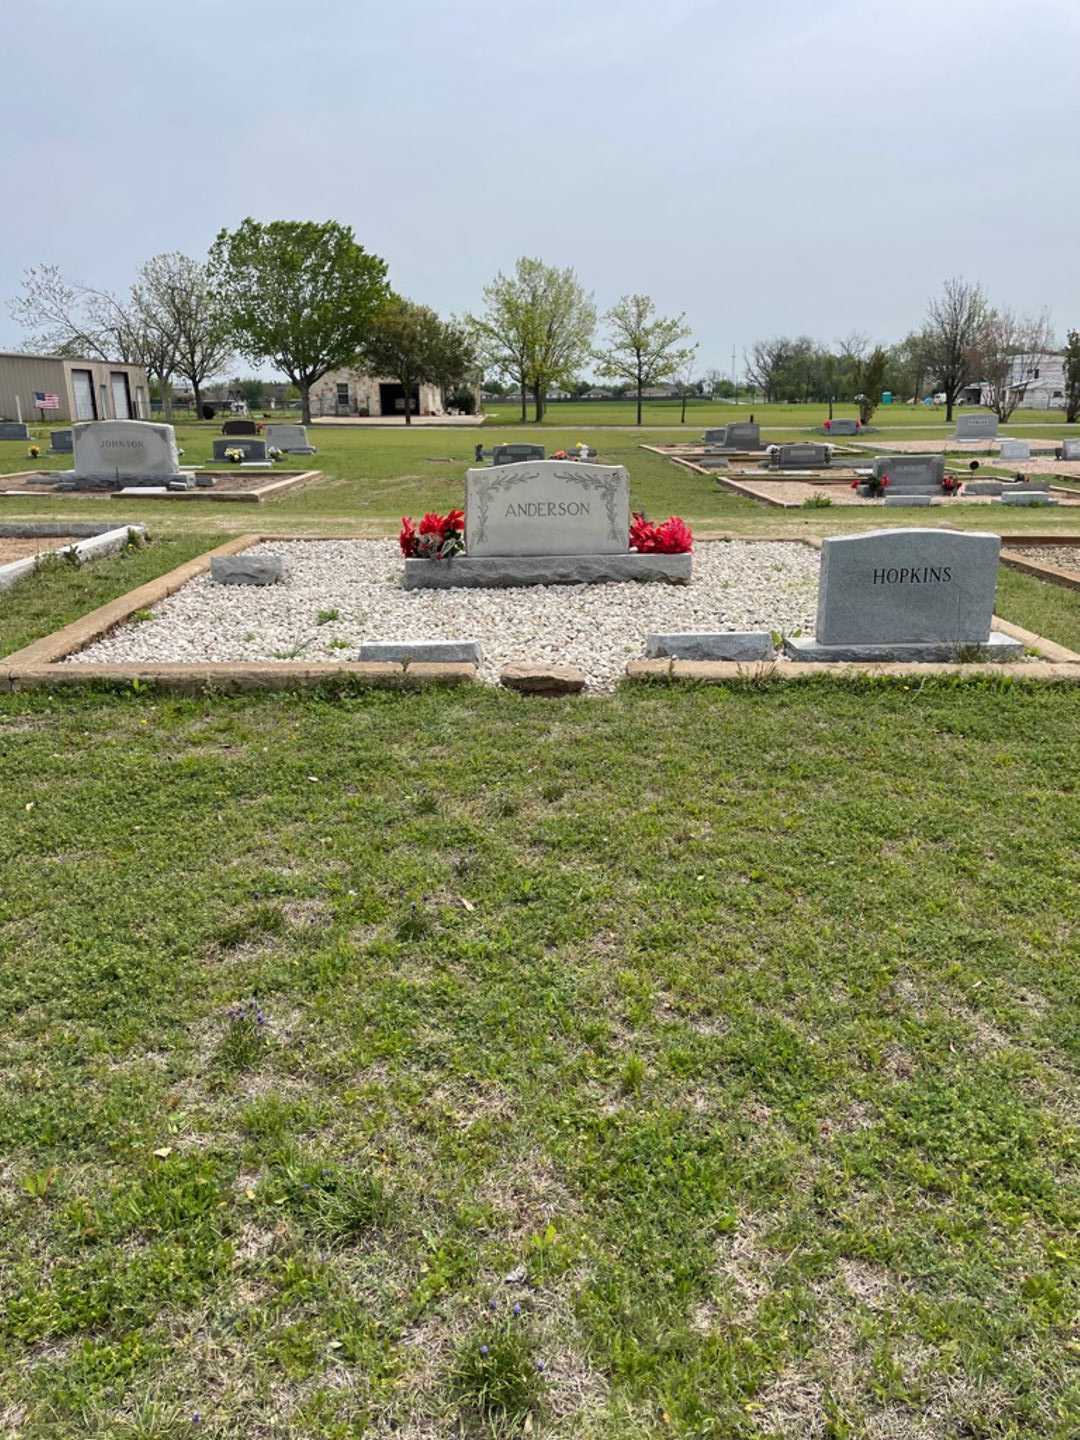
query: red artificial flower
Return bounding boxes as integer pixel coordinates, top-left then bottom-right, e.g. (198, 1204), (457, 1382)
(881, 475), (890, 487)
(823, 419), (831, 431)
(850, 478), (859, 489)
(399, 515), (417, 557)
(653, 516), (693, 553)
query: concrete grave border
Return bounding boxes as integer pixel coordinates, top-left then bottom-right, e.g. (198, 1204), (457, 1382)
(0, 523), (146, 592)
(998, 536), (1080, 592)
(2, 532), (1079, 695)
(0, 468), (322, 504)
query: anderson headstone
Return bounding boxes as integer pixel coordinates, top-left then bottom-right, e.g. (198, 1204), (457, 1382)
(465, 459), (629, 557)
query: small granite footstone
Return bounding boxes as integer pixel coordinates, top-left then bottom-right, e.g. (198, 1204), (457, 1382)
(167, 478), (194, 491)
(210, 554), (285, 585)
(645, 630), (772, 660)
(884, 494), (933, 507)
(784, 632), (1023, 662)
(194, 474), (216, 487)
(963, 480), (1006, 495)
(358, 640), (482, 664)
(500, 664), (587, 694)
(998, 492), (1057, 506)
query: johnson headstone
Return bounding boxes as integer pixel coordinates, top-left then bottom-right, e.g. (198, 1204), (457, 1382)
(71, 420), (187, 487)
(465, 459), (629, 557)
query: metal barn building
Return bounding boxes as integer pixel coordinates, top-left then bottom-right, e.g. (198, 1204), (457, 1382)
(0, 352), (150, 424)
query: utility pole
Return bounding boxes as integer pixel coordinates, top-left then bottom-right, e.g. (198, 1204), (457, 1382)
(731, 346), (737, 404)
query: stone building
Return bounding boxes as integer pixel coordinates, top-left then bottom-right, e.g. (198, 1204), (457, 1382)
(310, 369), (444, 419)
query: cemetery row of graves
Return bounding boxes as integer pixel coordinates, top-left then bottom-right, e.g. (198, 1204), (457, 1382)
(0, 414), (1079, 1437)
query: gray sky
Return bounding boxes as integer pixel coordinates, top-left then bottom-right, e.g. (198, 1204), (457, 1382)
(2, 0), (1077, 379)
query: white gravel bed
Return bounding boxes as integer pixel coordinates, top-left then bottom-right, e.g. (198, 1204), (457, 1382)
(67, 539), (821, 691)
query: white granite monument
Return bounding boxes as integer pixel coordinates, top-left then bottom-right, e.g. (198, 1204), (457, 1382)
(67, 420), (188, 489)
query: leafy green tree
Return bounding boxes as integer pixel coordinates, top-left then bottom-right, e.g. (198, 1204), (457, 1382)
(363, 298), (475, 426)
(1065, 330), (1080, 423)
(854, 346), (889, 424)
(470, 258), (595, 422)
(208, 219), (389, 423)
(595, 294), (694, 425)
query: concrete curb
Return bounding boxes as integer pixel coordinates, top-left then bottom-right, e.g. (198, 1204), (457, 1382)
(0, 524), (146, 593)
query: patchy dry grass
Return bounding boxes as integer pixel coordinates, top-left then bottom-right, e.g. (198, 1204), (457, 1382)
(0, 679), (1078, 1437)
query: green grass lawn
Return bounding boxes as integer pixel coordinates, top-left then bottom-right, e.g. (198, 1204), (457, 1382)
(0, 678), (1077, 1438)
(4, 423), (1080, 542)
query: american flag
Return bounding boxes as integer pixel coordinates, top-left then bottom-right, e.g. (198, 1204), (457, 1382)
(34, 391), (60, 409)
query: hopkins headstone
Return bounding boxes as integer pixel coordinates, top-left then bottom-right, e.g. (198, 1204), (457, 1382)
(465, 459), (629, 557)
(784, 527), (1020, 661)
(265, 423), (316, 454)
(212, 437), (270, 462)
(954, 413), (998, 441)
(71, 420), (187, 488)
(999, 439), (1030, 460)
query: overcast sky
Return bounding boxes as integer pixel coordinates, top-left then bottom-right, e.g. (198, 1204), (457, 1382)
(2, 0), (1077, 379)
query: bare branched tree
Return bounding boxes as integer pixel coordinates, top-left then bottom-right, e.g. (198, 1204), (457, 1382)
(920, 278), (990, 421)
(980, 308), (1054, 422)
(140, 253), (230, 417)
(10, 264), (138, 361)
(744, 338), (793, 402)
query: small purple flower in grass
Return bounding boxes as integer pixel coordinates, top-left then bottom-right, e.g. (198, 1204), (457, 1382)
(192, 1415), (202, 1427)
(535, 1360), (546, 1372)
(479, 1344), (489, 1355)
(513, 1302), (522, 1316)
(488, 1298), (497, 1311)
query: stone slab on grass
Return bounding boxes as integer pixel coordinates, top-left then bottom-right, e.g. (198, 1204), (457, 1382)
(210, 554), (286, 586)
(997, 492), (1057, 506)
(645, 630), (772, 660)
(784, 632), (1024, 663)
(358, 640), (482, 664)
(404, 552), (691, 589)
(884, 495), (933, 507)
(500, 664), (587, 695)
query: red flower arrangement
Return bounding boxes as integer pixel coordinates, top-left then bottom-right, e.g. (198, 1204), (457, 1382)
(856, 473), (890, 497)
(399, 509), (465, 560)
(630, 512), (693, 554)
(941, 475), (961, 494)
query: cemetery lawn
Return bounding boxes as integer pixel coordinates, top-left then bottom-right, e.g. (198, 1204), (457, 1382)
(1, 679), (1078, 1438)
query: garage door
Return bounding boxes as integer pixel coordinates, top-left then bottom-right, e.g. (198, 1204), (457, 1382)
(110, 372), (131, 419)
(72, 369), (95, 420)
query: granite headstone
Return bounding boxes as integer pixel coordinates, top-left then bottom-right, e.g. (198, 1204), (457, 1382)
(775, 442), (831, 468)
(0, 422), (31, 441)
(954, 414), (998, 441)
(465, 459), (629, 557)
(222, 418), (258, 436)
(212, 437), (270, 462)
(71, 420), (187, 487)
(265, 423), (316, 454)
(999, 439), (1030, 460)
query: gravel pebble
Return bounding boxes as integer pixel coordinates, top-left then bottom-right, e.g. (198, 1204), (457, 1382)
(69, 539), (821, 691)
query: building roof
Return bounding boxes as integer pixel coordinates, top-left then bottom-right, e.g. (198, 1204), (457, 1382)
(0, 349), (145, 367)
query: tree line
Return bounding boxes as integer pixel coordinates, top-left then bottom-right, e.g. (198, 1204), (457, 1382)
(11, 239), (1080, 427)
(746, 279), (1080, 424)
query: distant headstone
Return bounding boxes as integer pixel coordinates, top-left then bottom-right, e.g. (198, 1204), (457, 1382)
(71, 420), (187, 488)
(954, 413), (998, 441)
(49, 429), (73, 453)
(998, 491), (1057, 507)
(999, 439), (1030, 460)
(704, 422), (760, 449)
(212, 437), (270, 462)
(870, 455), (945, 493)
(825, 418), (858, 435)
(465, 459), (629, 557)
(775, 443), (831, 468)
(884, 494), (933, 507)
(1061, 438), (1080, 461)
(265, 423), (316, 454)
(492, 443), (545, 466)
(0, 422), (31, 441)
(222, 418), (258, 436)
(784, 528), (1021, 661)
